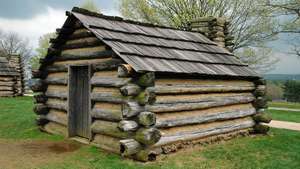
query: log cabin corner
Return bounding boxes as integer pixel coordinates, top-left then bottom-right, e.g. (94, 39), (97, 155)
(31, 7), (271, 161)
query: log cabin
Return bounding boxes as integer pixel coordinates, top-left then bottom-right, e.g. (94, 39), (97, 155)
(31, 7), (271, 161)
(0, 57), (19, 96)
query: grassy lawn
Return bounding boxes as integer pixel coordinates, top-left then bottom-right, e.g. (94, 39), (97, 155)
(269, 101), (300, 109)
(0, 97), (300, 169)
(267, 109), (300, 123)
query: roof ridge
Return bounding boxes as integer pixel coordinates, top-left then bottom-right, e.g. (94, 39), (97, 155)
(71, 7), (203, 34)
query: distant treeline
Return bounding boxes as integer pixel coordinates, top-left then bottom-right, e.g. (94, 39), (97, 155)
(264, 74), (300, 81)
(266, 80), (300, 102)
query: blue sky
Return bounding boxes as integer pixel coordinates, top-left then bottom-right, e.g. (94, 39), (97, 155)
(0, 0), (299, 74)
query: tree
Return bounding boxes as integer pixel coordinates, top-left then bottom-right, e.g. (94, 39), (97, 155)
(120, 0), (279, 72)
(266, 0), (300, 56)
(80, 0), (100, 13)
(283, 80), (300, 102)
(266, 81), (283, 101)
(0, 29), (32, 60)
(30, 32), (56, 70)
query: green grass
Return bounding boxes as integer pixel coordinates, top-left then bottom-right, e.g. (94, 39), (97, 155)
(0, 97), (300, 169)
(267, 109), (300, 123)
(269, 101), (300, 109)
(0, 97), (62, 140)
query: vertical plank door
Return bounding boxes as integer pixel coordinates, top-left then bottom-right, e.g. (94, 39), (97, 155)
(68, 65), (91, 139)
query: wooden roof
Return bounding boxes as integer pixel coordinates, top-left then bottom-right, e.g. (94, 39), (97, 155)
(0, 57), (18, 76)
(62, 7), (260, 78)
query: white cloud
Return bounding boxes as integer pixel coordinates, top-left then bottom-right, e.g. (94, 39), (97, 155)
(0, 7), (66, 48)
(269, 52), (300, 74)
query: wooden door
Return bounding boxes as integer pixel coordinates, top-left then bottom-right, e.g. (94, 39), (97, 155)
(68, 65), (91, 139)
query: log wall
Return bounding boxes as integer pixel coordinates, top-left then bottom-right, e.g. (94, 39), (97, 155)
(0, 75), (18, 97)
(31, 20), (269, 161)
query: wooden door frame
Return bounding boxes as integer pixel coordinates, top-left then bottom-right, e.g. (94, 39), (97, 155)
(67, 64), (92, 140)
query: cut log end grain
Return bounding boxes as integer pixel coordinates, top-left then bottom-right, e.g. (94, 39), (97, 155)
(122, 102), (144, 118)
(120, 84), (141, 96)
(136, 90), (156, 105)
(253, 113), (272, 123)
(118, 120), (139, 132)
(135, 128), (161, 145)
(34, 94), (48, 103)
(137, 72), (155, 87)
(33, 104), (49, 115)
(138, 112), (156, 127)
(118, 64), (134, 77)
(133, 149), (157, 162)
(120, 139), (142, 156)
(253, 97), (268, 109)
(254, 124), (270, 134)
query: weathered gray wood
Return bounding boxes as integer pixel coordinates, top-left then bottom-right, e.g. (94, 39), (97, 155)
(58, 50), (112, 61)
(91, 120), (132, 139)
(133, 149), (157, 162)
(68, 65), (91, 139)
(92, 134), (121, 154)
(253, 113), (272, 123)
(47, 101), (68, 111)
(91, 107), (122, 121)
(151, 84), (255, 94)
(34, 94), (48, 103)
(254, 123), (270, 134)
(118, 64), (134, 77)
(46, 65), (68, 73)
(33, 104), (49, 115)
(46, 110), (68, 126)
(137, 72), (155, 87)
(138, 112), (156, 127)
(91, 77), (132, 87)
(118, 120), (139, 132)
(36, 115), (49, 126)
(61, 39), (103, 49)
(91, 92), (126, 103)
(122, 102), (144, 118)
(135, 89), (156, 105)
(42, 122), (67, 137)
(120, 84), (141, 96)
(156, 107), (256, 128)
(155, 118), (255, 147)
(46, 90), (68, 100)
(135, 128), (161, 145)
(92, 58), (124, 71)
(32, 69), (48, 79)
(254, 85), (266, 97)
(147, 95), (255, 113)
(120, 139), (142, 156)
(45, 77), (68, 85)
(31, 79), (47, 92)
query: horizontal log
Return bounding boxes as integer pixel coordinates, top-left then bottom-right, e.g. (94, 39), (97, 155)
(46, 90), (68, 100)
(46, 99), (68, 111)
(58, 49), (112, 61)
(42, 122), (67, 137)
(137, 72), (155, 87)
(30, 79), (47, 92)
(118, 64), (134, 77)
(60, 46), (106, 56)
(91, 107), (123, 122)
(33, 104), (49, 115)
(155, 93), (254, 104)
(91, 77), (131, 87)
(61, 38), (104, 50)
(135, 127), (161, 145)
(0, 86), (14, 91)
(45, 109), (67, 126)
(120, 84), (141, 96)
(45, 77), (68, 85)
(156, 104), (256, 128)
(151, 84), (255, 94)
(0, 81), (15, 86)
(253, 113), (272, 123)
(138, 112), (156, 127)
(0, 77), (14, 81)
(118, 120), (139, 132)
(92, 134), (121, 154)
(147, 94), (255, 113)
(155, 117), (255, 147)
(68, 29), (94, 40)
(120, 139), (142, 156)
(122, 101), (144, 118)
(91, 87), (127, 103)
(92, 58), (124, 71)
(46, 65), (68, 73)
(91, 120), (132, 139)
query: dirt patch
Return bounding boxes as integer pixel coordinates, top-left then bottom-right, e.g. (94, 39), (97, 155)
(0, 139), (82, 169)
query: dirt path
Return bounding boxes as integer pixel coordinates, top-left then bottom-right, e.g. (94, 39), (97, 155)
(268, 107), (300, 112)
(267, 120), (300, 131)
(0, 139), (81, 169)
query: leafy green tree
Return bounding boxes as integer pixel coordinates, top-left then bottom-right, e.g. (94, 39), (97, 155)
(30, 32), (56, 69)
(120, 0), (279, 72)
(80, 0), (100, 13)
(283, 80), (300, 102)
(266, 81), (284, 101)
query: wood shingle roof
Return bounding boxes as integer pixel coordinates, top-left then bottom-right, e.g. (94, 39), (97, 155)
(62, 7), (260, 78)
